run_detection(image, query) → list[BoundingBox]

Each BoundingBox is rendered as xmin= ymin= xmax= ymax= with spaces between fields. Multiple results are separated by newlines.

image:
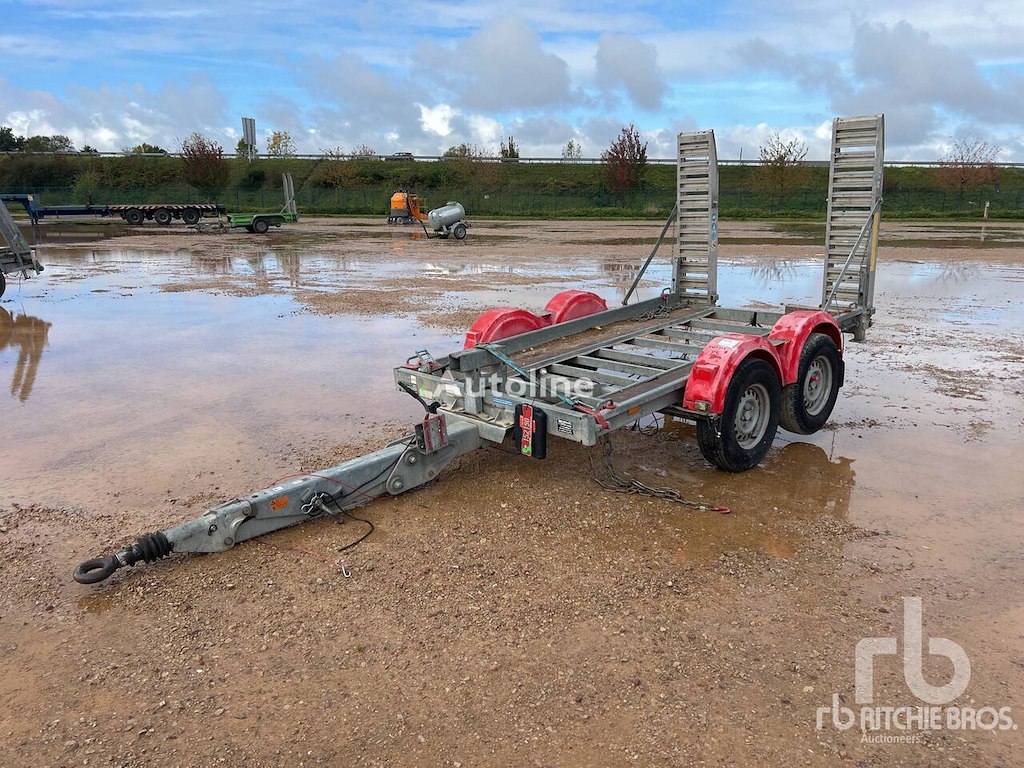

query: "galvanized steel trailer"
xmin=0 ymin=197 xmax=43 ymax=299
xmin=73 ymin=115 xmax=885 ymax=585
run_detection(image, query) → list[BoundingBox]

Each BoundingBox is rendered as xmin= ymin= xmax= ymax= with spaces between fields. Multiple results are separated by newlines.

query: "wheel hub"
xmin=734 ymin=383 xmax=770 ymax=449
xmin=803 ymin=356 xmax=833 ymax=416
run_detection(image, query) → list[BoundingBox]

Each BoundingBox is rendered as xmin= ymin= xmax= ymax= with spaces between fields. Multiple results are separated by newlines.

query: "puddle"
xmin=769 ymin=220 xmax=1024 ymax=247
xmin=2 ymin=229 xmax=1022 ymax=586
xmin=0 ymin=309 xmax=51 ymax=402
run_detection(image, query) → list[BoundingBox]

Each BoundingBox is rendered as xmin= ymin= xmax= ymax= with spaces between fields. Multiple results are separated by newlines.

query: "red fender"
xmin=544 ymin=290 xmax=608 ymax=324
xmin=682 ymin=334 xmax=784 ymax=415
xmin=464 ymin=308 xmax=551 ymax=348
xmin=767 ymin=310 xmax=842 ymax=385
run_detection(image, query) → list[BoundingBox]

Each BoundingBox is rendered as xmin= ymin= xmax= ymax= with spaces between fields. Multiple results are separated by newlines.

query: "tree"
xmin=442 ymin=143 xmax=495 ymax=159
xmin=561 ymin=139 xmax=582 ymax=162
xmin=22 ymin=134 xmax=75 ymax=153
xmin=180 ymin=132 xmax=229 ymax=193
xmin=266 ymin=130 xmax=296 ymax=157
xmin=443 ymin=143 xmax=474 ymax=158
xmin=0 ymin=126 xmax=24 ymax=152
xmin=80 ymin=144 xmax=99 ymax=154
xmin=129 ymin=142 xmax=165 ymax=154
xmin=348 ymin=144 xmax=377 ymax=157
xmin=601 ymin=124 xmax=647 ymax=196
xmin=233 ymin=137 xmax=254 ymax=159
xmin=751 ymin=132 xmax=810 ymax=200
xmin=500 ymin=136 xmax=519 ymax=160
xmin=936 ymin=137 xmax=1000 ymax=198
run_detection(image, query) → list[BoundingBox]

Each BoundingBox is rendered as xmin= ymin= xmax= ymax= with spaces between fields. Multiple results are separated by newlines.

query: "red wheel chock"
xmin=463 ymin=291 xmax=608 ymax=348
xmin=544 ymin=290 xmax=608 ymax=324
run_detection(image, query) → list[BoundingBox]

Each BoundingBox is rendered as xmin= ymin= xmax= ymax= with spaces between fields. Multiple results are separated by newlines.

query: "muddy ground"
xmin=1 ymin=217 xmax=1022 ymax=767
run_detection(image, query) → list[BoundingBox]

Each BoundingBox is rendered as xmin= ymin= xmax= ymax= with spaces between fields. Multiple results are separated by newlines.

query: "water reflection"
xmin=934 ymin=261 xmax=982 ymax=284
xmin=749 ymin=257 xmax=802 ymax=288
xmin=660 ymin=416 xmax=855 ymax=516
xmin=0 ymin=308 xmax=51 ymax=402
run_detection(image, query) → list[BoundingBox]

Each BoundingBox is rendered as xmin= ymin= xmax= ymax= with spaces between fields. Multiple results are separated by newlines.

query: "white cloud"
xmin=1 ymin=4 xmax=1023 ymax=159
xmin=415 ymin=18 xmax=572 ymax=112
xmin=420 ymin=104 xmax=457 ymax=136
xmin=594 ymin=33 xmax=667 ymax=110
xmin=0 ymin=73 xmax=228 ymax=151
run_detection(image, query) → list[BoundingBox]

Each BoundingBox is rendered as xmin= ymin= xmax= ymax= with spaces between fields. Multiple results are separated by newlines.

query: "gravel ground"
xmin=1 ymin=218 xmax=1022 ymax=767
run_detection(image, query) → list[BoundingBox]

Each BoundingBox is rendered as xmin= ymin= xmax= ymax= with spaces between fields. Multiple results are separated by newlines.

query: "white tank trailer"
xmin=427 ymin=202 xmax=469 ymax=240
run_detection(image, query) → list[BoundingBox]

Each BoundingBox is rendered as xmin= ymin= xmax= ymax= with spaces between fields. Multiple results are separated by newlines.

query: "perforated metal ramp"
xmin=821 ymin=115 xmax=884 ymax=339
xmin=674 ymin=130 xmax=719 ymax=304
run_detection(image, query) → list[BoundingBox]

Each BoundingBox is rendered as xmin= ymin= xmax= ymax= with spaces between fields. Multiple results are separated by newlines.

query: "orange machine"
xmin=387 ymin=190 xmax=428 ymax=224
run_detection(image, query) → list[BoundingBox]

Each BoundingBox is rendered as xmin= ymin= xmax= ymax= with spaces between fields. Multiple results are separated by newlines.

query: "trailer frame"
xmin=0 ymin=194 xmax=225 ymax=226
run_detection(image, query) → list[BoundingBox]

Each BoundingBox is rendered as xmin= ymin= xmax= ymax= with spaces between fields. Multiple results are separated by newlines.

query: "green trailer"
xmin=228 ymin=172 xmax=298 ymax=234
xmin=227 ymin=211 xmax=298 ymax=233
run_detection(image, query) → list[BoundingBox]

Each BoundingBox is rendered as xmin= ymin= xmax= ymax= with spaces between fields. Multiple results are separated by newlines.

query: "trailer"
xmin=73 ymin=115 xmax=885 ymax=584
xmin=227 ymin=211 xmax=298 ymax=233
xmin=227 ymin=173 xmax=298 ymax=233
xmin=110 ymin=203 xmax=225 ymax=226
xmin=0 ymin=197 xmax=43 ymax=299
xmin=0 ymin=194 xmax=224 ymax=226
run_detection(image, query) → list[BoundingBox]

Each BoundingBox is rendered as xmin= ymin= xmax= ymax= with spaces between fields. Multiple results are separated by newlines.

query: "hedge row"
xmin=2 ymin=155 xmax=1021 ymax=219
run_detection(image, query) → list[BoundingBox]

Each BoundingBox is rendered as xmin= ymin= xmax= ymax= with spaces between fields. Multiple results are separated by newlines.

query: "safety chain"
xmin=590 ymin=434 xmax=730 ymax=513
xmin=633 ymin=289 xmax=673 ymax=323
xmin=635 ymin=301 xmax=672 ymax=323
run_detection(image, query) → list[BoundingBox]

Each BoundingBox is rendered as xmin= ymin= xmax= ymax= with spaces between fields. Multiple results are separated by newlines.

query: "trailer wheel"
xmin=125 ymin=208 xmax=145 ymax=226
xmin=253 ymin=219 xmax=270 ymax=234
xmin=697 ymin=357 xmax=781 ymax=472
xmin=453 ymin=223 xmax=467 ymax=240
xmin=182 ymin=208 xmax=201 ymax=225
xmin=0 ymin=271 xmax=5 ymax=299
xmin=780 ymin=333 xmax=842 ymax=434
xmin=154 ymin=208 xmax=172 ymax=226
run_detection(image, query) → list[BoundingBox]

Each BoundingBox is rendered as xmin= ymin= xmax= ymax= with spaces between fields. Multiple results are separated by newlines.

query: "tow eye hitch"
xmin=74 ymin=531 xmax=173 ymax=584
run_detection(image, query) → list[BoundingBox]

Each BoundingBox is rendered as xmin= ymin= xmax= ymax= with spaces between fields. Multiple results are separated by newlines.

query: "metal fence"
xmin=4 ymin=184 xmax=1022 ymax=218
xmin=2 ymin=150 xmax=1023 ymax=169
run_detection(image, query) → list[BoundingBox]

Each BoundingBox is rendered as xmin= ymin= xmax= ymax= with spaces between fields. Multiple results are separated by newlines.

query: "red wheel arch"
xmin=768 ymin=310 xmax=842 ymax=385
xmin=682 ymin=334 xmax=784 ymax=415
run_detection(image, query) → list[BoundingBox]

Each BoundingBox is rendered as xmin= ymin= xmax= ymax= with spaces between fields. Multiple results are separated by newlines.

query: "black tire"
xmin=125 ymin=208 xmax=144 ymax=225
xmin=453 ymin=222 xmax=467 ymax=240
xmin=182 ymin=208 xmax=201 ymax=225
xmin=697 ymin=357 xmax=782 ymax=472
xmin=0 ymin=271 xmax=6 ymax=299
xmin=779 ymin=333 xmax=842 ymax=435
xmin=252 ymin=218 xmax=270 ymax=234
xmin=154 ymin=208 xmax=172 ymax=226
xmin=245 ymin=225 xmax=254 ymax=233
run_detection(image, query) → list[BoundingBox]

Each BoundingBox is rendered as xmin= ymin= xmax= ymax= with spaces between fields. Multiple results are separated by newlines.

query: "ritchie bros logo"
xmin=817 ymin=597 xmax=1016 ymax=742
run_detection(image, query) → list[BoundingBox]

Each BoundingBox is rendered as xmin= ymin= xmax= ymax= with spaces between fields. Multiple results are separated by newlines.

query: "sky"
xmin=1 ymin=0 xmax=1022 ymax=161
